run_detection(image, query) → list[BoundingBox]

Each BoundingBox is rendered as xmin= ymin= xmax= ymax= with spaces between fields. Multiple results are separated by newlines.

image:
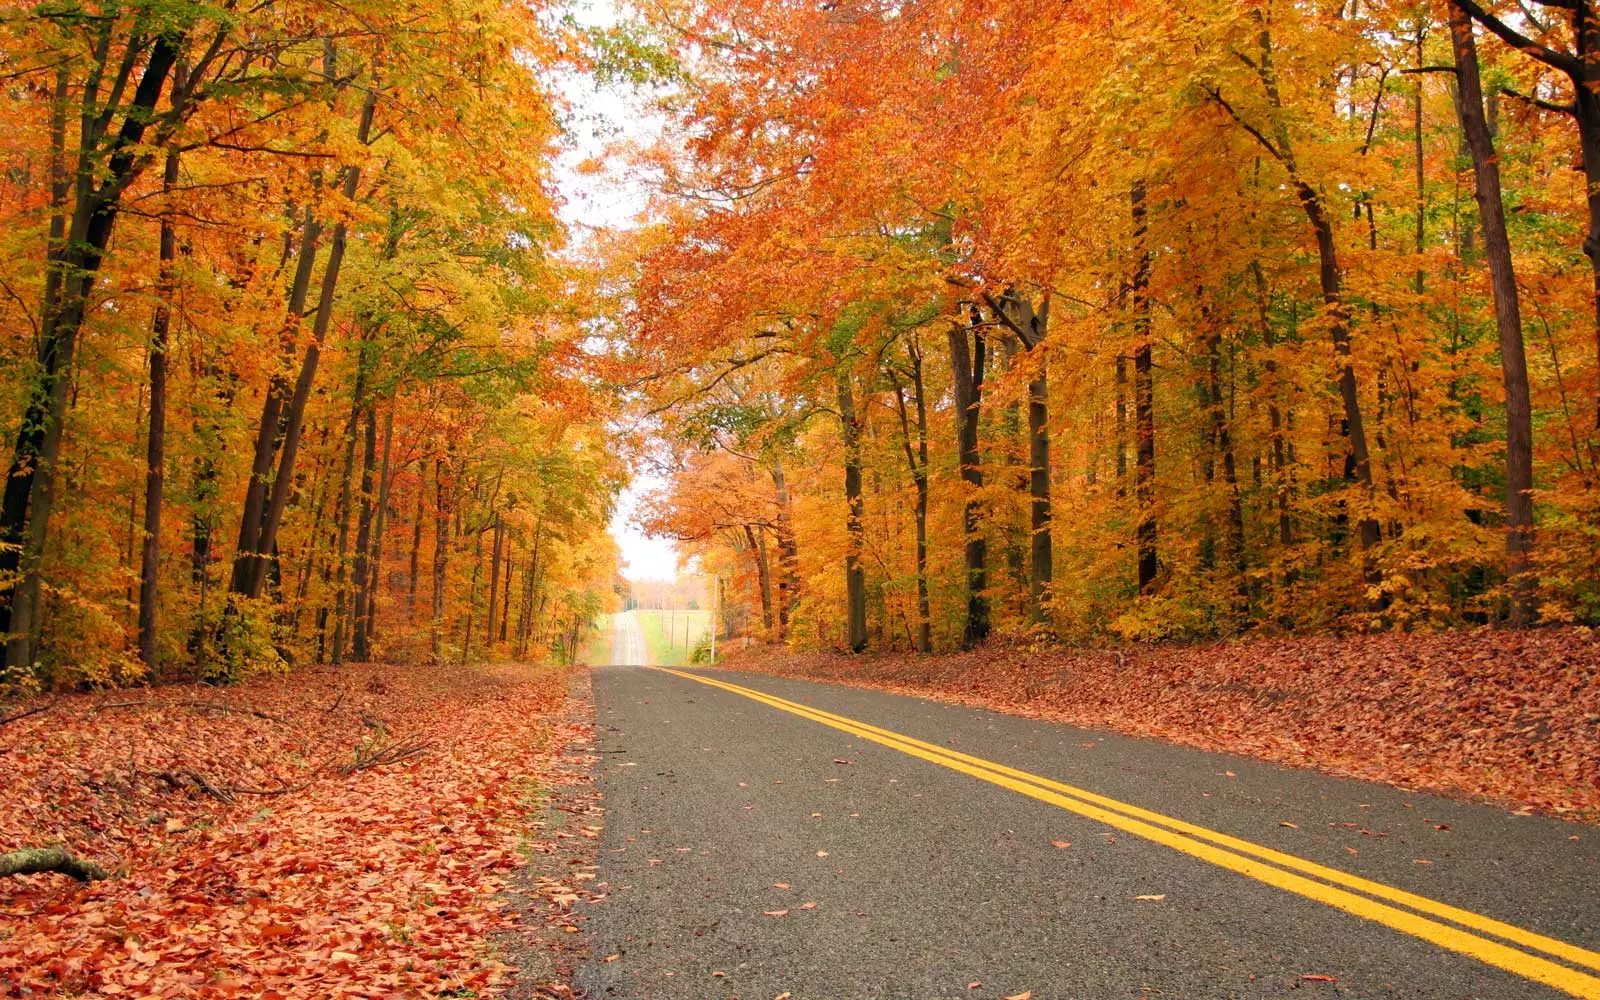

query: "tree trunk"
xmin=770 ymin=459 xmax=799 ymax=636
xmin=232 ymin=87 xmax=378 ymax=600
xmin=137 ymin=150 xmax=180 ymax=670
xmin=431 ymin=458 xmax=451 ymax=661
xmin=329 ymin=368 xmax=366 ymax=665
xmin=744 ymin=524 xmax=775 ymax=630
xmin=2 ymin=38 xmax=182 ymax=669
xmin=948 ymin=317 xmax=990 ymax=646
xmin=892 ymin=342 xmax=933 ymax=653
xmin=351 ymin=400 xmax=379 ymax=661
xmin=837 ymin=376 xmax=868 ymax=653
xmin=1131 ymin=182 xmax=1159 ymax=594
xmin=499 ymin=542 xmax=514 ymax=643
xmin=363 ymin=401 xmax=394 ymax=650
xmin=1449 ymin=7 xmax=1536 ymax=626
xmin=487 ymin=516 xmax=504 ymax=649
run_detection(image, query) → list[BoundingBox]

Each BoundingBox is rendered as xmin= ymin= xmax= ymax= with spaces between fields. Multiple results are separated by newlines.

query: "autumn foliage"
xmin=0 ymin=0 xmax=623 ymax=690
xmin=622 ymin=0 xmax=1600 ymax=650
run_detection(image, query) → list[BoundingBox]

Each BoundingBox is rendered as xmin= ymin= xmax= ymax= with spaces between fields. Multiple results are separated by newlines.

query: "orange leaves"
xmin=718 ymin=626 xmax=1600 ymax=820
xmin=0 ymin=662 xmax=575 ymax=997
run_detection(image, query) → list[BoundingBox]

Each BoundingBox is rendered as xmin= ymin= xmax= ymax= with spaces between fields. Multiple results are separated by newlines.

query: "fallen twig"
xmin=0 ymin=703 xmax=52 ymax=728
xmin=339 ymin=736 xmax=433 ymax=774
xmin=0 ymin=846 xmax=108 ymax=882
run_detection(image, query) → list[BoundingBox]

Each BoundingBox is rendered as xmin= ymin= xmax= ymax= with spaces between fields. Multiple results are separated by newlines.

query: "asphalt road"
xmin=575 ymin=660 xmax=1599 ymax=1000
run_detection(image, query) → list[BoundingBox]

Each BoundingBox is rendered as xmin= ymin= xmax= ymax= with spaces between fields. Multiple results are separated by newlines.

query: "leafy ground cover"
xmin=717 ymin=627 xmax=1600 ymax=820
xmin=0 ymin=661 xmax=595 ymax=997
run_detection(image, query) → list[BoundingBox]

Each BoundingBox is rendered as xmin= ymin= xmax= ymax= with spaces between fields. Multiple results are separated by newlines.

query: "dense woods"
xmin=628 ymin=0 xmax=1600 ymax=650
xmin=0 ymin=0 xmax=623 ymax=690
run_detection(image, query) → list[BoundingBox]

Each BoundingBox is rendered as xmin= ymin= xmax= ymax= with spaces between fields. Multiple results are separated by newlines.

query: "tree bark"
xmin=1448 ymin=7 xmax=1537 ymax=626
xmin=892 ymin=339 xmax=932 ymax=653
xmin=362 ymin=401 xmax=394 ymax=650
xmin=837 ymin=376 xmax=868 ymax=653
xmin=948 ymin=316 xmax=990 ymax=646
xmin=351 ymin=400 xmax=379 ymax=661
xmin=2 ymin=36 xmax=182 ymax=669
xmin=431 ymin=458 xmax=452 ymax=661
xmin=137 ymin=150 xmax=181 ymax=670
xmin=769 ymin=459 xmax=799 ymax=637
xmin=0 ymin=847 xmax=108 ymax=882
xmin=1131 ymin=182 xmax=1159 ymax=594
xmin=486 ymin=516 xmax=504 ymax=649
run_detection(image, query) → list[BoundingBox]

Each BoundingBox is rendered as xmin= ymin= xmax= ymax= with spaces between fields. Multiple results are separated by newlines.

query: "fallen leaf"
xmin=1050 ymin=840 xmax=1071 ymax=849
xmin=1300 ymin=974 xmax=1338 ymax=983
xmin=832 ymin=758 xmax=853 ymax=764
xmin=1278 ymin=820 xmax=1298 ymax=829
xmin=774 ymin=882 xmax=791 ymax=889
xmin=602 ymin=954 xmax=620 ymax=963
xmin=775 ymin=994 xmax=793 ymax=1000
xmin=968 ymin=981 xmax=983 ymax=990
xmin=1345 ymin=847 xmax=1359 ymax=855
xmin=816 ymin=850 xmax=829 ymax=857
xmin=762 ymin=909 xmax=789 ymax=917
xmin=712 ymin=971 xmax=726 ymax=978
xmin=799 ymin=901 xmax=817 ymax=910
xmin=1414 ymin=859 xmax=1432 ymax=864
xmin=1134 ymin=894 xmax=1166 ymax=902
xmin=1005 ymin=993 xmax=1034 ymax=1000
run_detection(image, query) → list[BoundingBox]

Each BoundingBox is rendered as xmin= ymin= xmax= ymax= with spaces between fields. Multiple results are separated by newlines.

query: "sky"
xmin=554 ymin=1 xmax=681 ymax=582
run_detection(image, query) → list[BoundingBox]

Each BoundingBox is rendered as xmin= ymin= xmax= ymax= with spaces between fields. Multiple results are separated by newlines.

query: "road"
xmin=608 ymin=611 xmax=649 ymax=667
xmin=576 ymin=660 xmax=1600 ymax=1000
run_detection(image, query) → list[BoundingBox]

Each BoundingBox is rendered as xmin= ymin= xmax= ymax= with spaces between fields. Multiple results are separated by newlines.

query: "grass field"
xmin=636 ymin=609 xmax=713 ymax=666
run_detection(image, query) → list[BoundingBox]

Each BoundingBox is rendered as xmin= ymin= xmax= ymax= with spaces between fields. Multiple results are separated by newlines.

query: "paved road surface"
xmin=608 ymin=611 xmax=648 ymax=667
xmin=575 ymin=657 xmax=1599 ymax=999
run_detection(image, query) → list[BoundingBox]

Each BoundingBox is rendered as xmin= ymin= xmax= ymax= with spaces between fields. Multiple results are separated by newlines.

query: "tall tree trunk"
xmin=744 ymin=524 xmax=775 ymax=630
xmin=232 ymin=86 xmax=378 ymax=600
xmin=892 ymin=343 xmax=932 ymax=653
xmin=499 ymin=542 xmax=514 ymax=643
xmin=431 ymin=458 xmax=451 ymax=662
xmin=769 ymin=459 xmax=799 ymax=637
xmin=1131 ymin=182 xmax=1159 ymax=594
xmin=2 ymin=38 xmax=182 ymax=669
xmin=837 ymin=376 xmax=868 ymax=653
xmin=1449 ymin=7 xmax=1536 ymax=626
xmin=362 ymin=401 xmax=394 ymax=650
xmin=1213 ymin=24 xmax=1381 ymax=554
xmin=948 ymin=316 xmax=990 ymax=646
xmin=137 ymin=150 xmax=180 ymax=670
xmin=329 ymin=357 xmax=368 ymax=664
xmin=350 ymin=400 xmax=378 ymax=661
xmin=486 ymin=516 xmax=504 ymax=649
xmin=1206 ymin=329 xmax=1248 ymax=608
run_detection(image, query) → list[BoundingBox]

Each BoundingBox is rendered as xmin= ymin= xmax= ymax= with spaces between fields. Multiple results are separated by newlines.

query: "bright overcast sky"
xmin=554 ymin=1 xmax=680 ymax=581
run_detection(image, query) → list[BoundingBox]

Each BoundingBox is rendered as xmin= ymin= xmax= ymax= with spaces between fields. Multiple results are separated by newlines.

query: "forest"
xmin=628 ymin=0 xmax=1600 ymax=652
xmin=2 ymin=1 xmax=1599 ymax=996
xmin=0 ymin=0 xmax=624 ymax=693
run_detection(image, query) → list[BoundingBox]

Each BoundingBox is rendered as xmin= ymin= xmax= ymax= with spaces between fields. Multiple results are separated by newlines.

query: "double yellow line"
xmin=653 ymin=666 xmax=1600 ymax=998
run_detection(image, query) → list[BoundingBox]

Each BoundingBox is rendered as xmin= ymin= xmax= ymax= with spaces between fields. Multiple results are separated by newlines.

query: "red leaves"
xmin=721 ymin=627 xmax=1600 ymax=819
xmin=0 ymin=662 xmax=574 ymax=997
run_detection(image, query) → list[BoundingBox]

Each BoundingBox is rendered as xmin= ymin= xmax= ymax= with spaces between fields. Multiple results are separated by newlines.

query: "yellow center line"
xmin=651 ymin=666 xmax=1600 ymax=999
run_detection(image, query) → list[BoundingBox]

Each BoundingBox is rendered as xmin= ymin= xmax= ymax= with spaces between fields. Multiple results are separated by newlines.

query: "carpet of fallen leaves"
xmin=720 ymin=627 xmax=1600 ymax=820
xmin=0 ymin=661 xmax=593 ymax=998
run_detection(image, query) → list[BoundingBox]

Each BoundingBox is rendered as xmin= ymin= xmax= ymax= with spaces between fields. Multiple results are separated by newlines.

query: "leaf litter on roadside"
xmin=0 ymin=661 xmax=592 ymax=997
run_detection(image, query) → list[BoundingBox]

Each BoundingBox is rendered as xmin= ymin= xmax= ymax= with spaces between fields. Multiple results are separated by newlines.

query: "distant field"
xmin=635 ymin=609 xmax=713 ymax=667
